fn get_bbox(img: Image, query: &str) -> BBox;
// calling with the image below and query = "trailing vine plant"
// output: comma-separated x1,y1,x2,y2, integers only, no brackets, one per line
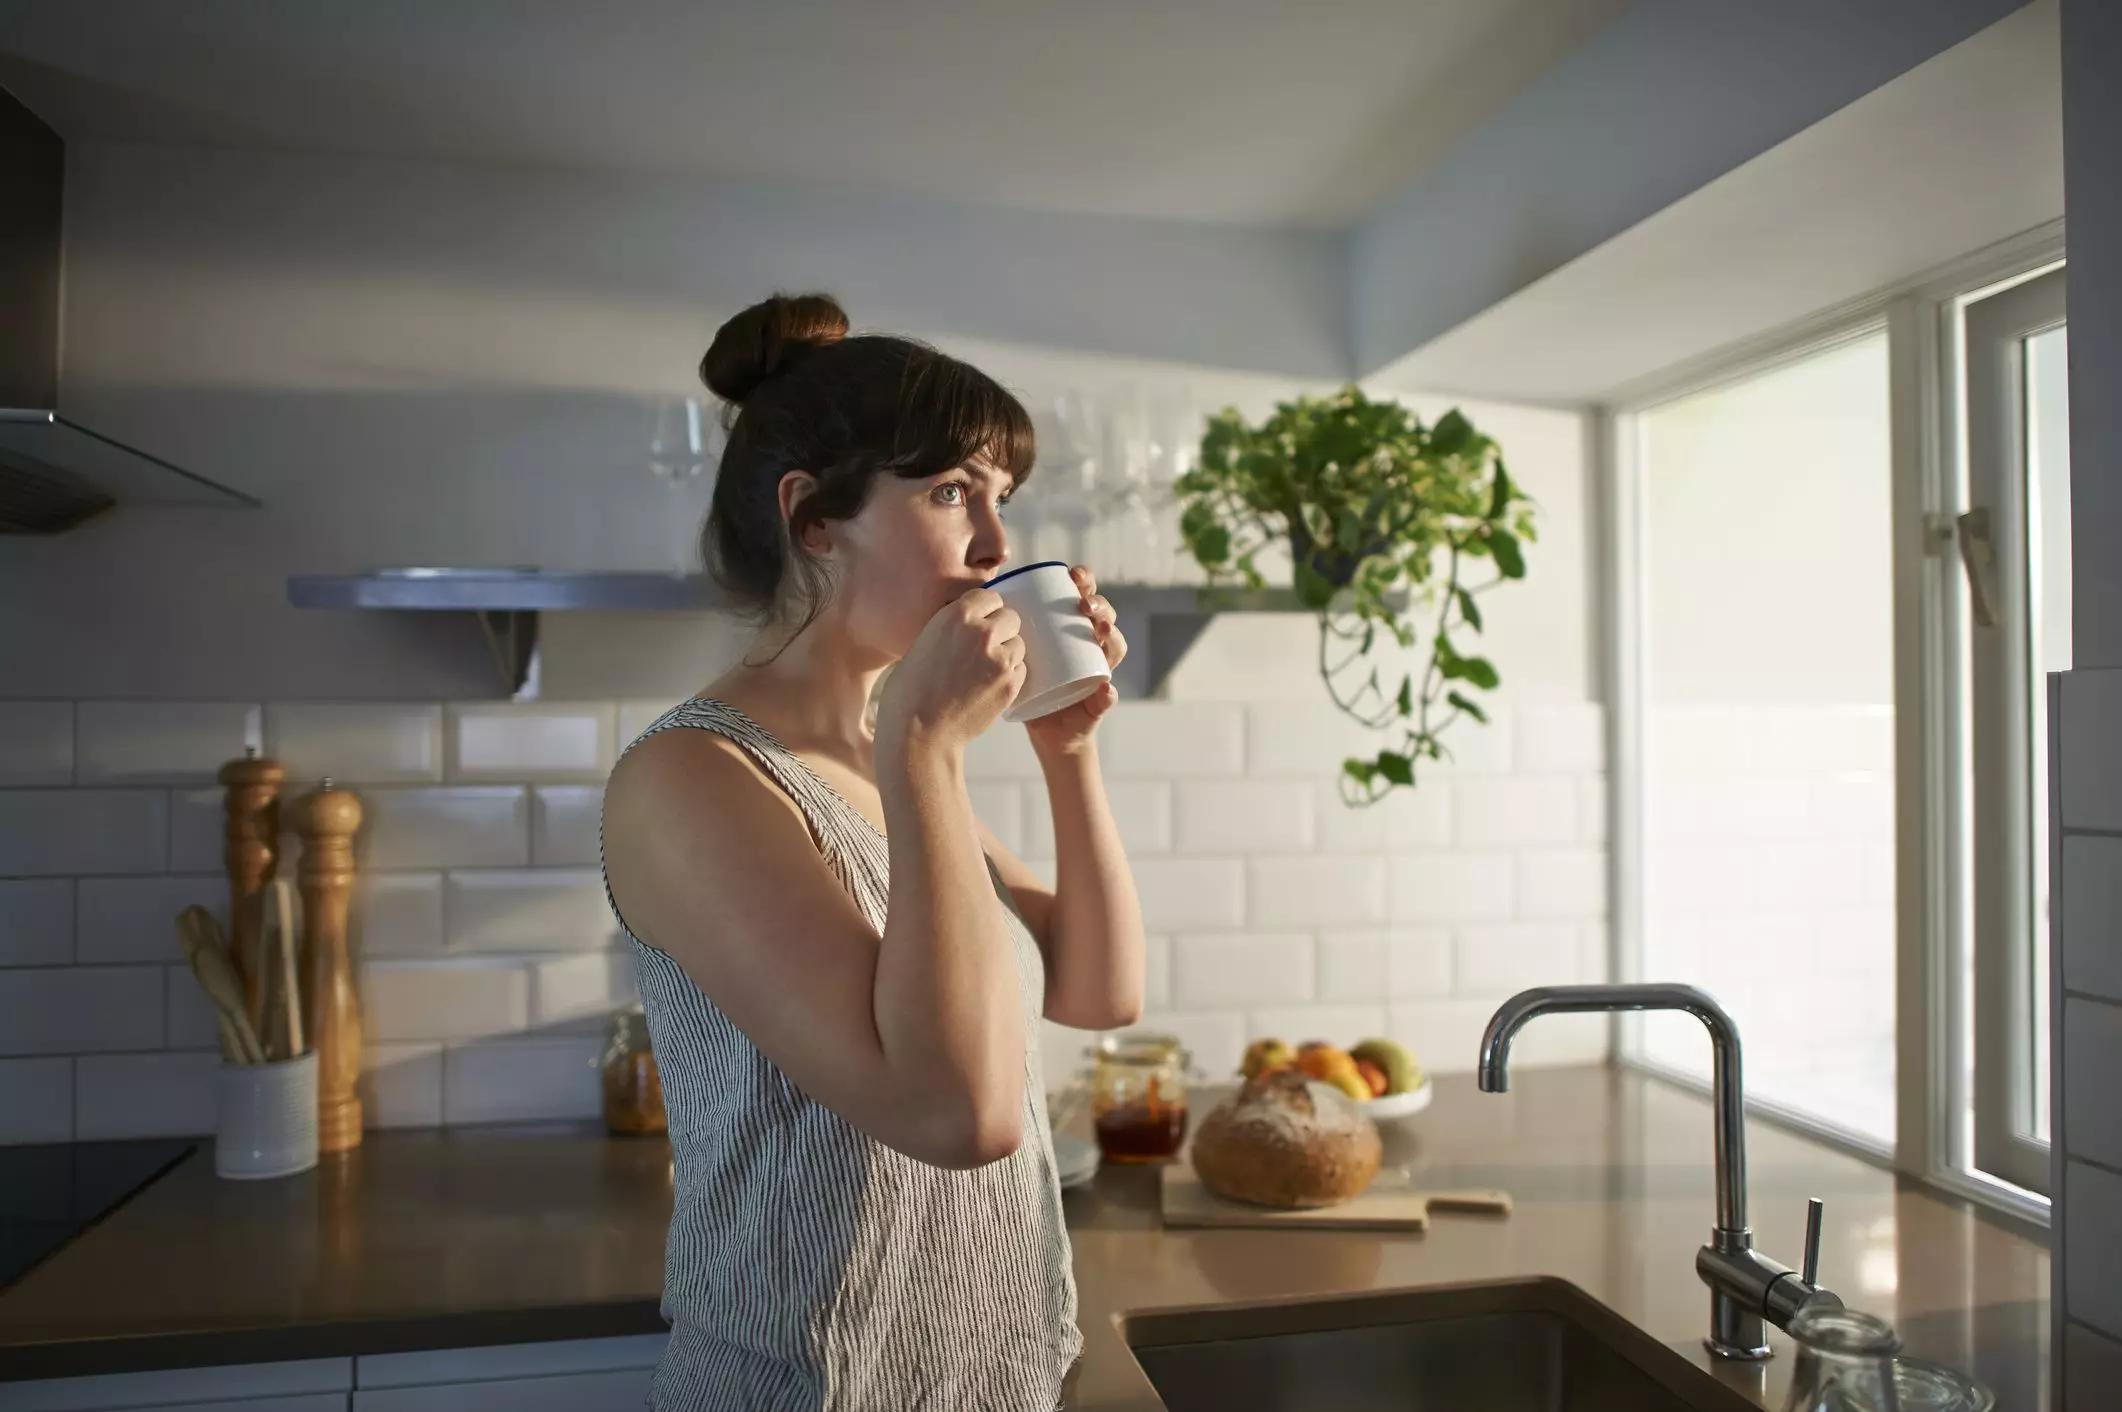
1174,386,1536,804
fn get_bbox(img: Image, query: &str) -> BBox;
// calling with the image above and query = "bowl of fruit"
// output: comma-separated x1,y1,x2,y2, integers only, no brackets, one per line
1237,1036,1431,1120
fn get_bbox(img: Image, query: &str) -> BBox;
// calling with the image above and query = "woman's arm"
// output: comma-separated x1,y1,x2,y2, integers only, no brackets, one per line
978,739,1146,1031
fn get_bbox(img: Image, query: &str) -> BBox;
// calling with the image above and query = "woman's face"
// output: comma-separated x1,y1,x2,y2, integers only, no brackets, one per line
800,459,1016,658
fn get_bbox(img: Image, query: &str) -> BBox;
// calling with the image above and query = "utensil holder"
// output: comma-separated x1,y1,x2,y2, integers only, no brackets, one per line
215,1051,318,1180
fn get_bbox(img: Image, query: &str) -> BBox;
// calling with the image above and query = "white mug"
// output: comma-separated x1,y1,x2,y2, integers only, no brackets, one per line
215,1051,319,1180
983,560,1112,723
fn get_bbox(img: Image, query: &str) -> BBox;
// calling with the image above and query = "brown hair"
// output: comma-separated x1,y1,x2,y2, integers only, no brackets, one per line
699,292,1036,647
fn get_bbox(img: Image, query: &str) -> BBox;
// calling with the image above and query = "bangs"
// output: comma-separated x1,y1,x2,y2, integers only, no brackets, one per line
882,345,1037,489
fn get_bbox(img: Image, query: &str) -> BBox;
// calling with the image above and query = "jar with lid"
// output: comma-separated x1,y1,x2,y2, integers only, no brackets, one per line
598,1005,666,1136
1083,1033,1201,1164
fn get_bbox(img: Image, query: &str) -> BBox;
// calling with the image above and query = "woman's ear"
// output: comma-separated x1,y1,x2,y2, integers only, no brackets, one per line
778,470,831,555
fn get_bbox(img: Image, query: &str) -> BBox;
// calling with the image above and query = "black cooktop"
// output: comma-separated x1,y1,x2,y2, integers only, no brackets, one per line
0,1138,198,1290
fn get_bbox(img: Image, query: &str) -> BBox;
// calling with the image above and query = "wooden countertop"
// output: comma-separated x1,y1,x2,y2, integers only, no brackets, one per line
0,1067,2050,1408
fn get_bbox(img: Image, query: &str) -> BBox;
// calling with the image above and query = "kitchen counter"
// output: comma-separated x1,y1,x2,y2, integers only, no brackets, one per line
0,1066,2050,1408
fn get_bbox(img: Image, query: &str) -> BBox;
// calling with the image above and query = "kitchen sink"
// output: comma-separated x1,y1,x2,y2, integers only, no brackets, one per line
1120,1277,1761,1412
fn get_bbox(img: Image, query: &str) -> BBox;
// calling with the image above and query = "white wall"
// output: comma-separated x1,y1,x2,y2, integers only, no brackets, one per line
0,140,1604,1143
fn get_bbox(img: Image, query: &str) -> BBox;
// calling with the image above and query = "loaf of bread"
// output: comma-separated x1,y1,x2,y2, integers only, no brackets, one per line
1189,1068,1383,1208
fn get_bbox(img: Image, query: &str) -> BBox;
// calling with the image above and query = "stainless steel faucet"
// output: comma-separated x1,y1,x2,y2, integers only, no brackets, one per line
1477,983,1840,1361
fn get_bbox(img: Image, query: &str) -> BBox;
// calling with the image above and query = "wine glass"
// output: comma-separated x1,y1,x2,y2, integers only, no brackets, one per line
647,395,717,575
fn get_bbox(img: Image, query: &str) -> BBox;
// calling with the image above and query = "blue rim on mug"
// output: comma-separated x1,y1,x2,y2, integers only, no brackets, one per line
981,560,1071,590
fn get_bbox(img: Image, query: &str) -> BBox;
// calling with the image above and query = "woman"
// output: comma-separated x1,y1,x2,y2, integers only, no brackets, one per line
600,292,1146,1411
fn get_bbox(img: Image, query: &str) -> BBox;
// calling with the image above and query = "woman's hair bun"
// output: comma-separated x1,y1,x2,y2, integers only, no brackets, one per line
699,292,851,405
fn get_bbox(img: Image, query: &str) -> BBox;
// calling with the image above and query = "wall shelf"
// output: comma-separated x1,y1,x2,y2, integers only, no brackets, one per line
287,569,1306,698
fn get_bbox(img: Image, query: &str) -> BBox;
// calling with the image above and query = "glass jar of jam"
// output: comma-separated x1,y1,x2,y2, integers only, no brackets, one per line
599,1005,666,1136
1087,1033,1197,1164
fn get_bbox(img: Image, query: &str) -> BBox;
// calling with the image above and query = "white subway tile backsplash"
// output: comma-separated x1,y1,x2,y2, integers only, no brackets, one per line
1753,707,1894,776
2064,998,2122,1171
446,869,616,953
444,1034,602,1124
1452,777,1580,847
447,702,616,782
1387,999,1502,1075
362,959,529,1042
1516,849,1607,920
1171,933,1313,1008
0,879,73,966
1131,858,1244,930
76,875,224,963
532,952,640,1029
1514,706,1604,774
1247,1004,1388,1050
1750,844,1873,912
0,703,73,785
166,962,222,1051
1174,781,1314,854
1248,857,1386,926
168,787,238,873
0,789,167,876
1310,779,1452,852
1126,1011,1246,1079
267,703,443,785
968,781,1026,856
1577,778,1607,845
1455,924,1587,994
2063,835,2122,1005
0,966,162,1055
531,785,606,867
1022,779,1172,859
1143,934,1171,1010
1648,708,1760,775
1315,930,1386,1002
75,1051,218,1139
618,699,684,746
352,872,445,959
2064,1159,2122,1341
74,701,261,784
963,723,1044,779
1387,928,1456,997
1099,704,1246,777
1244,703,1378,779
0,1056,73,1143
362,1041,444,1128
360,787,530,870
1389,852,1515,923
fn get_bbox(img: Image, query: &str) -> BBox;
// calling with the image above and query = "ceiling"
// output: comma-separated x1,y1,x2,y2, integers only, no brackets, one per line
0,0,1627,229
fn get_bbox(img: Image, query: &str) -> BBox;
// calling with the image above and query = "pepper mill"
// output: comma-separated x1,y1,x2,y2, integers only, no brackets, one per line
290,776,364,1152
217,748,285,1027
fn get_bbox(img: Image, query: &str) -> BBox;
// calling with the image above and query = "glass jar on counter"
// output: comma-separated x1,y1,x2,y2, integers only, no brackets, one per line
599,1005,666,1136
1084,1032,1200,1164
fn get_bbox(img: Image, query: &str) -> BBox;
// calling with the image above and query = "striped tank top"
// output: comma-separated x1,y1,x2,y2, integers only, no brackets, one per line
598,697,1084,1411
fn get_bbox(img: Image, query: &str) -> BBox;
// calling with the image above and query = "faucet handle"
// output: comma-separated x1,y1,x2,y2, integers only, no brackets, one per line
1801,1197,1824,1285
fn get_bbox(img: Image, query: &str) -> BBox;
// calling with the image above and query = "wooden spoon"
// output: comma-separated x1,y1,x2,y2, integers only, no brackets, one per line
177,906,265,1064
269,880,303,1059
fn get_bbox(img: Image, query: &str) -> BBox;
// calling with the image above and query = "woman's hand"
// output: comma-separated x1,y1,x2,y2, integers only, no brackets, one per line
1022,565,1127,756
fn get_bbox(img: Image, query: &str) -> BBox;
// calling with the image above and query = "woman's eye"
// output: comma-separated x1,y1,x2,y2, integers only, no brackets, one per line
935,482,965,505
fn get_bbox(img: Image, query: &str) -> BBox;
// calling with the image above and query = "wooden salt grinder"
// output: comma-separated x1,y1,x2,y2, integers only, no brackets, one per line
217,748,285,1026
291,776,364,1152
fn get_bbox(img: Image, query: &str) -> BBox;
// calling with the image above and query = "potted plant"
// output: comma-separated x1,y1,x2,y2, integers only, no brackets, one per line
1174,386,1535,803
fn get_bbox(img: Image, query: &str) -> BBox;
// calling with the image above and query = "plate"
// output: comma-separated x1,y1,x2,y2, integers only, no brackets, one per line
1054,1132,1100,1189
1356,1077,1433,1121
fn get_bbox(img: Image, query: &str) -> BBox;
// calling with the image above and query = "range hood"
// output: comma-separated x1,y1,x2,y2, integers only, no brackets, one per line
0,85,258,533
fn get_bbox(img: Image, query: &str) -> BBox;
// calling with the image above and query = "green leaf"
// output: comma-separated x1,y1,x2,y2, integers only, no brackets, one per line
1456,587,1483,633
1299,501,1333,548
1489,530,1525,579
1343,758,1377,786
1447,690,1488,723
1487,461,1515,520
1395,675,1413,716
1335,509,1365,556
1361,622,1375,653
1375,750,1414,786
1430,409,1472,457
1458,655,1500,690
1193,523,1231,567
1293,558,1337,609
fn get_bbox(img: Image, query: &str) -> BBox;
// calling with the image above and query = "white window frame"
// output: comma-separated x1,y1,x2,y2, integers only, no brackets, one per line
1598,221,2064,1222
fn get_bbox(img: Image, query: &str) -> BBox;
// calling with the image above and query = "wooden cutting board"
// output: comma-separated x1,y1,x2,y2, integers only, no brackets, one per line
1160,1162,1512,1232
